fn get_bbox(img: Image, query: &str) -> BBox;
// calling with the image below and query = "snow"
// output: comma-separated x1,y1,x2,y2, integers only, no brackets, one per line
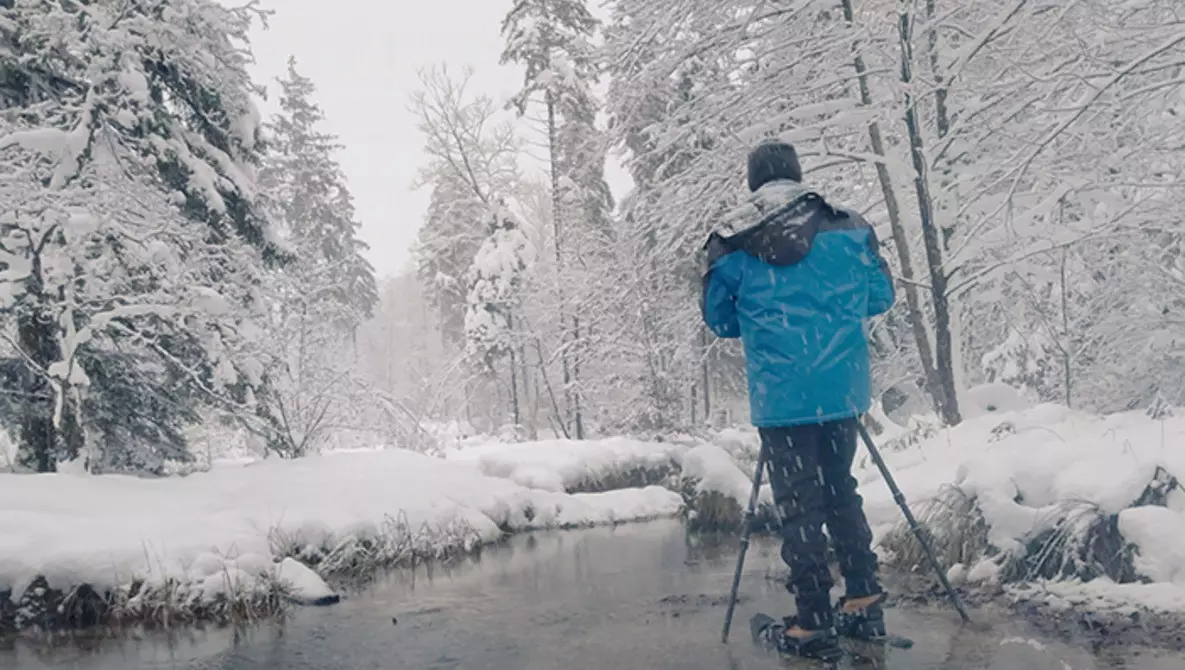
444,437,683,493
670,391,1185,614
275,557,338,606
1118,507,1185,585
546,486,682,528
680,444,771,506
1000,637,1048,652
1024,578,1185,615
1,430,16,472
0,447,682,599
8,392,1185,618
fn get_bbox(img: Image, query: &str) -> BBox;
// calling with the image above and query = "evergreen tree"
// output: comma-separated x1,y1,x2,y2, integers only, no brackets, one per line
262,58,378,331
414,169,487,349
0,0,282,472
256,58,379,457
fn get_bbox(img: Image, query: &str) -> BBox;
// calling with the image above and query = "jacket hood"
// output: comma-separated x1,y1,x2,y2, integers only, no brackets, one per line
716,179,816,238
707,179,839,269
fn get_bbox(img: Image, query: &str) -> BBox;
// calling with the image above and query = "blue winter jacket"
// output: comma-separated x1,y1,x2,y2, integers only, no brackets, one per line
701,180,895,427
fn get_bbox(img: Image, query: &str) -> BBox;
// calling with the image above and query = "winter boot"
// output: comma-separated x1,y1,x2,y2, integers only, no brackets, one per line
750,613,843,663
835,592,888,640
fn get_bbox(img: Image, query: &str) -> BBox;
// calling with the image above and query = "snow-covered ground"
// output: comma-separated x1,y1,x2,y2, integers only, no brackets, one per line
0,446,682,611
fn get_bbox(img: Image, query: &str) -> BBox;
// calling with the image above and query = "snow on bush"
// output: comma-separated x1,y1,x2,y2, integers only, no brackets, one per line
0,448,681,633
864,401,1185,612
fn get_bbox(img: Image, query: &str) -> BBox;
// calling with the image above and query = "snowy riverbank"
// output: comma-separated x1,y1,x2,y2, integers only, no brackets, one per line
5,398,1185,635
0,445,683,633
709,402,1185,617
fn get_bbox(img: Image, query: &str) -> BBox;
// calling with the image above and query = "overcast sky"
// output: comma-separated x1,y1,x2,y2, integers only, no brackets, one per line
241,0,629,280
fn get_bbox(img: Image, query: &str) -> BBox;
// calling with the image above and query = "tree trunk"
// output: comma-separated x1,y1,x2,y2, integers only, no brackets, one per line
1059,248,1073,408
897,4,962,425
508,314,521,428
544,91,581,438
924,0,967,397
15,252,62,472
533,337,570,439
519,338,536,438
572,314,584,439
841,0,944,414
700,326,711,425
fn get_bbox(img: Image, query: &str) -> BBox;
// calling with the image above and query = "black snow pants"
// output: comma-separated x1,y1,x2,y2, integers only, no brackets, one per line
760,418,881,631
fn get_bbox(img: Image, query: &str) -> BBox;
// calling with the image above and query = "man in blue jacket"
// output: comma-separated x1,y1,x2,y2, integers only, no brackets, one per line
702,141,895,660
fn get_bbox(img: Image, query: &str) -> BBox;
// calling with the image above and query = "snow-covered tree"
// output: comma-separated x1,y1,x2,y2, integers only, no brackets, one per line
256,58,379,457
411,65,520,348
465,203,533,425
0,0,281,472
415,169,487,348
465,205,532,361
501,0,613,439
601,0,1185,426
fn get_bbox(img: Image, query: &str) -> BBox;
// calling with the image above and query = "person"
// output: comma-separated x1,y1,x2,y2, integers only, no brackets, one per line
701,140,896,661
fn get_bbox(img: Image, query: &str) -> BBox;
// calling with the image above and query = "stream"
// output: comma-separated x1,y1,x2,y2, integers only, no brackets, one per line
3,519,1182,669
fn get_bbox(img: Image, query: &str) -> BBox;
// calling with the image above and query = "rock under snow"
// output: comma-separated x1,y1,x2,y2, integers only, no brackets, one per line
275,557,339,606
1119,506,1185,585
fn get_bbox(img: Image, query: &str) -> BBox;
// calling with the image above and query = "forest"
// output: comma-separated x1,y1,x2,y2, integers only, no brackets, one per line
2,0,1183,473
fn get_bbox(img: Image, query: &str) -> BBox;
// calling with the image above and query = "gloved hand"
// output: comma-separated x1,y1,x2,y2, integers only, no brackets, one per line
703,232,732,272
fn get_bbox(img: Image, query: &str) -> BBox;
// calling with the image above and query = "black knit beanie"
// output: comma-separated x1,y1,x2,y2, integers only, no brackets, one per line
747,141,802,192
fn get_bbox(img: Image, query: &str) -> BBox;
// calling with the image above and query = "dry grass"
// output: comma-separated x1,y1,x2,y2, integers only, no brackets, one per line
1002,500,1136,584
564,460,681,494
267,511,483,584
3,569,293,636
879,484,1139,587
676,474,779,533
880,484,992,572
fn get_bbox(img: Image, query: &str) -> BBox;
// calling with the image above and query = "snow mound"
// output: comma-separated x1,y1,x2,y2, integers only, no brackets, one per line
710,427,761,460
1118,507,1185,585
0,448,683,606
680,444,771,506
275,557,338,606
961,383,1033,418
444,437,683,493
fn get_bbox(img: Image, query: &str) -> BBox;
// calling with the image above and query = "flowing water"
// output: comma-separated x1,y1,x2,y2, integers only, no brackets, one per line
3,519,1181,669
